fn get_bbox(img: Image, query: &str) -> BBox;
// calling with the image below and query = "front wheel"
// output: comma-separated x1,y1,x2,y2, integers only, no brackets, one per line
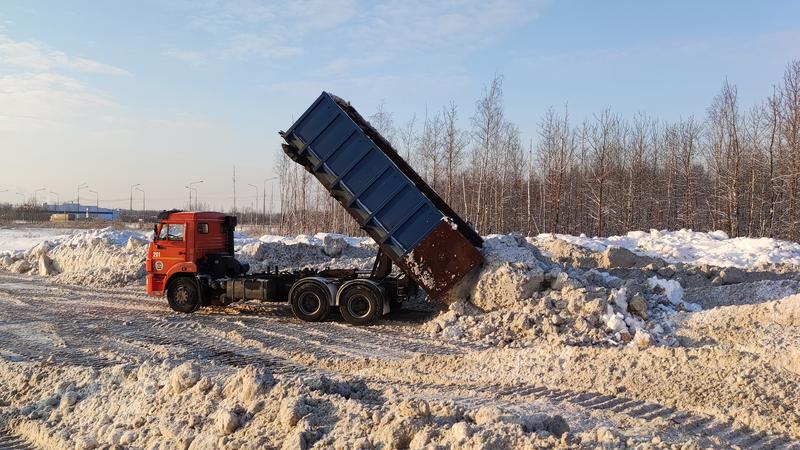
289,282,330,322
339,283,383,326
167,277,201,313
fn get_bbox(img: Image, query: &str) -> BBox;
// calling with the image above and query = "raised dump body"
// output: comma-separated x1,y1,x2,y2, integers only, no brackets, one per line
281,92,483,298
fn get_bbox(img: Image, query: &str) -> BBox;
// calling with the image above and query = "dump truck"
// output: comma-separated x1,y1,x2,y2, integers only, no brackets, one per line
145,92,483,325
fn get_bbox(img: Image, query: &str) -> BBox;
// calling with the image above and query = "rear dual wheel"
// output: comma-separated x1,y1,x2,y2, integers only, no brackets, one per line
289,282,330,322
338,283,382,326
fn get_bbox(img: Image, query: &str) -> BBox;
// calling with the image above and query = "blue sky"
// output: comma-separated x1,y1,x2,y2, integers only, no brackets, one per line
1,0,798,210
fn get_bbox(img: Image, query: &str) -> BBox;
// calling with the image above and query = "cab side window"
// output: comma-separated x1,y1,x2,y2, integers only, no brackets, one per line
198,223,209,234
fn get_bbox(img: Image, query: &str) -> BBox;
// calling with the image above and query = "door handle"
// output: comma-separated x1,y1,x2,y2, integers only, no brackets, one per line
178,251,186,255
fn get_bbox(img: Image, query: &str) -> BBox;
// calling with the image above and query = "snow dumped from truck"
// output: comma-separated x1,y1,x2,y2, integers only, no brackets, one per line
427,234,700,347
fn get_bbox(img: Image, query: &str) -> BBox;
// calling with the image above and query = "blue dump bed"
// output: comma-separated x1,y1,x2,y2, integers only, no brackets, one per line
281,92,483,298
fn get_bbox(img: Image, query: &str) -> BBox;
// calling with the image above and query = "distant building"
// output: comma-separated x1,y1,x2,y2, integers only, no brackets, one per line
43,203,120,221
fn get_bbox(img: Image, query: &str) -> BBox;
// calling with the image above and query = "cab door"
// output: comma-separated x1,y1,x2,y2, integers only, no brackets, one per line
152,222,188,276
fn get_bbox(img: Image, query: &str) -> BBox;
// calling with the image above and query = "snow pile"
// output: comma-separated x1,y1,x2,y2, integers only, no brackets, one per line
247,232,374,249
238,233,377,273
0,228,149,287
0,359,580,450
535,229,800,270
430,235,701,347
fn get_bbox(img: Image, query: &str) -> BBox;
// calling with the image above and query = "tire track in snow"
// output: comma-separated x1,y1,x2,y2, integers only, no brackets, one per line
0,428,37,450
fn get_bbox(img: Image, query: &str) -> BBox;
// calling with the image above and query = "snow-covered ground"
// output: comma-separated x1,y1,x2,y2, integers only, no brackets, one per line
1,225,800,447
535,229,800,269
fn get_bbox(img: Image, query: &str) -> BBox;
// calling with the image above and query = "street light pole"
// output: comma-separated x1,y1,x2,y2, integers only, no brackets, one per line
135,187,145,212
88,189,99,211
264,177,277,232
77,182,88,207
269,183,275,232
49,191,59,213
247,183,258,225
263,177,277,217
34,187,47,206
188,180,203,211
130,183,140,213
15,192,25,206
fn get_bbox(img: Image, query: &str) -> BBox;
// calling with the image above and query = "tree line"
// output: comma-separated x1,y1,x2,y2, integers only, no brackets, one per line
275,60,800,240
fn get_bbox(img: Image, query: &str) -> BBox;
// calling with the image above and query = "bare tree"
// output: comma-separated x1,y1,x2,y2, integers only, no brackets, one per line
586,109,621,235
470,75,505,233
369,100,397,145
442,102,469,205
707,80,744,237
536,106,575,233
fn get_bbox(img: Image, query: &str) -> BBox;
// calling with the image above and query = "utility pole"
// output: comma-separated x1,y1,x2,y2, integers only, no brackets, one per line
15,192,24,206
130,183,140,213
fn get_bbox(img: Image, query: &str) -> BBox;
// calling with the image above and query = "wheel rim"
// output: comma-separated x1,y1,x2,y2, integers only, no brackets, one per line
174,286,194,306
298,291,322,316
347,294,372,319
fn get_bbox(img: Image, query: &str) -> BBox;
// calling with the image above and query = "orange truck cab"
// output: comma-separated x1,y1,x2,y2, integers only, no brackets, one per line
146,210,416,325
147,211,242,297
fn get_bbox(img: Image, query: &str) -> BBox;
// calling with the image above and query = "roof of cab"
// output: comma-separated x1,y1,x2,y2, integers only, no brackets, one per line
159,211,229,221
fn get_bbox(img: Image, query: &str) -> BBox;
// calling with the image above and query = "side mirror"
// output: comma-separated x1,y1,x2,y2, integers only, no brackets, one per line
153,224,159,242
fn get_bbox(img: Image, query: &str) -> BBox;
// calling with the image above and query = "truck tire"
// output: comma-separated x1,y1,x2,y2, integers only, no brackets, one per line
339,283,382,326
289,282,330,322
167,277,201,313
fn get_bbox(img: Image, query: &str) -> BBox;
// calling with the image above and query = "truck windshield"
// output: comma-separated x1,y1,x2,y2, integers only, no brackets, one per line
158,223,184,241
